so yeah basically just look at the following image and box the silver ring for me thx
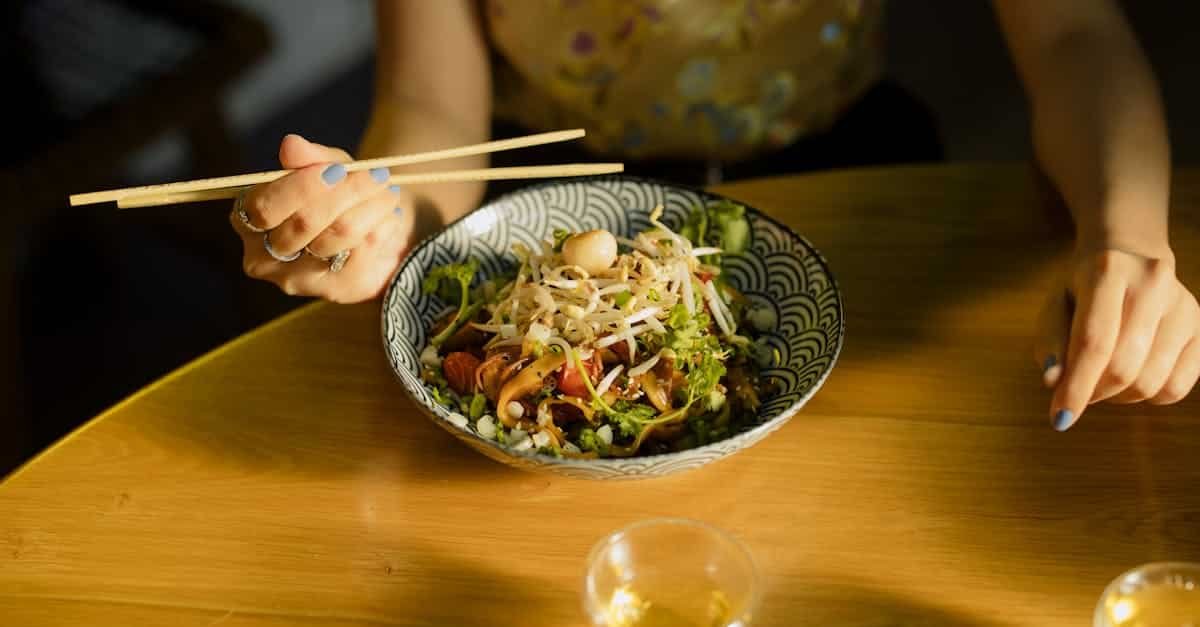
[263,232,301,262]
[303,246,351,273]
[234,191,264,233]
[328,249,350,273]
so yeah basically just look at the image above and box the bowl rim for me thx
[379,174,845,469]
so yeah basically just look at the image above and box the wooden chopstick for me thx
[70,129,588,207]
[115,163,626,209]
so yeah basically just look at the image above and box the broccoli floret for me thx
[578,428,603,453]
[607,401,658,440]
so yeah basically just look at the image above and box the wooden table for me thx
[3,165,1199,626]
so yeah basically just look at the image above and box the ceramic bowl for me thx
[381,176,843,480]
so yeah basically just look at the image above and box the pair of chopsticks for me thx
[68,129,623,209]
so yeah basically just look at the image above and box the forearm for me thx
[995,1,1172,260]
[1030,34,1170,258]
[358,96,489,237]
[362,0,492,237]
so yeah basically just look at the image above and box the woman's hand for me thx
[1036,248,1200,430]
[231,134,416,303]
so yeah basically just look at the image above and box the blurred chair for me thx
[1,0,270,474]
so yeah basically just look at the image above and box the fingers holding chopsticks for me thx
[241,135,398,258]
[230,134,418,303]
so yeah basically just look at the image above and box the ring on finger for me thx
[304,246,351,273]
[234,190,265,233]
[264,231,301,262]
[328,249,350,273]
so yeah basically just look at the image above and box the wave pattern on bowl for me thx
[382,177,843,479]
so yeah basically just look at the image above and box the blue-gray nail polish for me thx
[389,184,402,194]
[394,205,405,216]
[321,163,347,186]
[370,167,389,183]
[1043,355,1057,372]
[1052,409,1075,432]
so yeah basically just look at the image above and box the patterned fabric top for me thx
[486,0,885,161]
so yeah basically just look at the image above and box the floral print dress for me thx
[486,0,885,161]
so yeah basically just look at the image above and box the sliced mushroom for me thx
[475,347,521,402]
[496,353,566,427]
[639,372,672,413]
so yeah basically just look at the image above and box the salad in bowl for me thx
[417,202,778,459]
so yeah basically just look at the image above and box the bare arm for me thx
[992,0,1170,259]
[995,1,1200,429]
[362,0,492,238]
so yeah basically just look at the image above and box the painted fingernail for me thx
[389,184,402,194]
[322,163,347,186]
[394,205,405,216]
[370,167,389,183]
[1052,409,1075,432]
[1043,355,1057,372]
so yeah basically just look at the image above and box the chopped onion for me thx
[627,353,662,378]
[594,365,624,397]
[447,413,468,429]
[532,431,552,448]
[506,401,525,420]
[563,442,582,454]
[596,424,614,445]
[476,415,497,439]
[419,344,442,367]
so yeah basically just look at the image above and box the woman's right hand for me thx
[231,134,416,303]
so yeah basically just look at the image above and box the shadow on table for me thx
[368,540,576,626]
[720,164,1069,371]
[762,579,1007,627]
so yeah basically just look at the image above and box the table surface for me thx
[3,164,1199,626]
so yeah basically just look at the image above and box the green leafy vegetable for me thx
[578,428,607,454]
[429,386,452,407]
[680,201,751,265]
[423,260,480,347]
[707,200,750,255]
[469,393,487,420]
[608,401,659,440]
[686,349,726,405]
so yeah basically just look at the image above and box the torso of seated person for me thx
[486,0,884,162]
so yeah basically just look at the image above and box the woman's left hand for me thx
[1035,248,1200,430]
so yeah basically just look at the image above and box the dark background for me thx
[2,0,1197,476]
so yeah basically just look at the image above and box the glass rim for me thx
[1101,561,1200,589]
[581,517,763,623]
[1095,561,1200,626]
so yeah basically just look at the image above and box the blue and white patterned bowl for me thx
[381,176,843,480]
